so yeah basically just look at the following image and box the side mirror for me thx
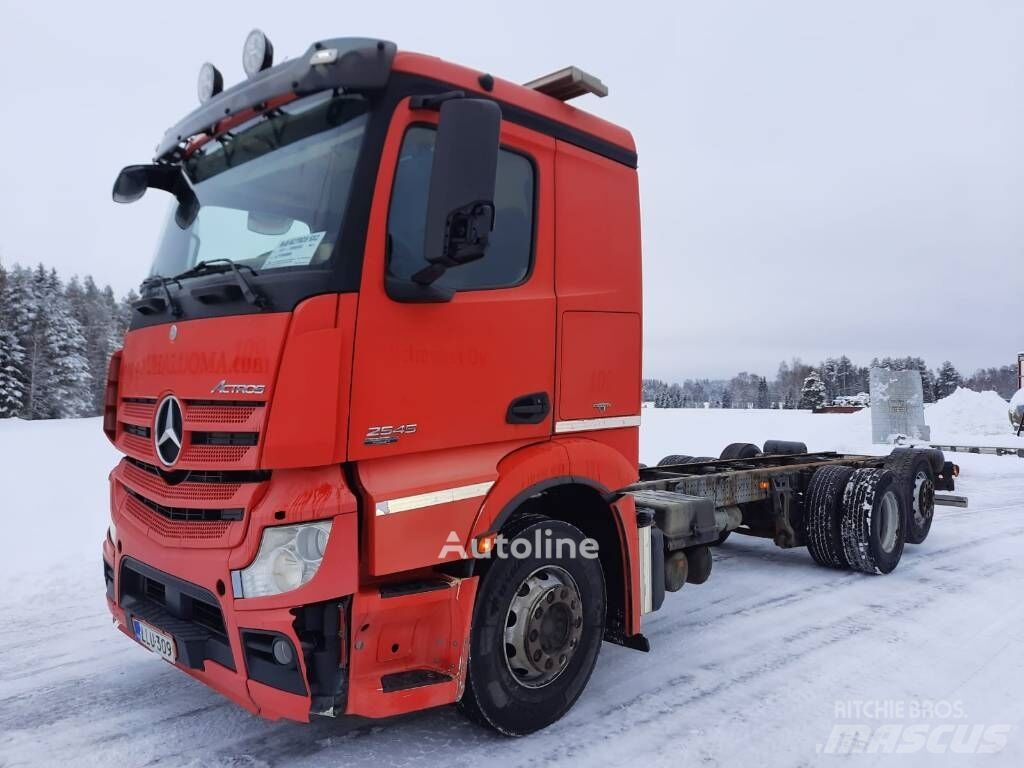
[112,163,200,229]
[112,165,151,203]
[414,98,501,286]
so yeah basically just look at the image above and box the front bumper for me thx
[102,463,359,722]
[104,537,346,721]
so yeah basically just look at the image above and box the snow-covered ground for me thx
[1,401,1022,767]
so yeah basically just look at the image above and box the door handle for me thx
[506,392,551,425]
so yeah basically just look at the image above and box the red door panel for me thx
[558,311,642,420]
[348,101,556,461]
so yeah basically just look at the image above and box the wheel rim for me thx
[912,470,935,526]
[878,490,900,553]
[503,566,584,689]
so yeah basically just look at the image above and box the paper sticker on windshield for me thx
[262,232,326,269]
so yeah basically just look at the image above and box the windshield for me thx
[149,93,369,279]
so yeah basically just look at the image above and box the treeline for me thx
[0,263,136,419]
[1,262,1019,420]
[644,355,1018,410]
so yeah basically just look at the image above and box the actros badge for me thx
[211,380,266,395]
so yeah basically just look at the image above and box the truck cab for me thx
[103,34,643,733]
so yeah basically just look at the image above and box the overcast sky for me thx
[1,1,1020,381]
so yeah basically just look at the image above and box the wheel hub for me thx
[503,566,584,689]
[913,470,935,526]
[879,490,900,553]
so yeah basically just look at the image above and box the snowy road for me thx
[1,409,1022,767]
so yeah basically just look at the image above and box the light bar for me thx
[524,66,608,101]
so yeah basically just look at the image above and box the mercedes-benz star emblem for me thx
[154,395,183,466]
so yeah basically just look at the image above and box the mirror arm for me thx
[409,91,466,111]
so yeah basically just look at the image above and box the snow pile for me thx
[1010,388,1024,429]
[925,387,1009,438]
[2,414,1024,766]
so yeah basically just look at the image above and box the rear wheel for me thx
[884,451,936,544]
[804,465,855,569]
[763,439,808,456]
[459,518,606,735]
[840,468,906,574]
[657,454,693,466]
[719,442,762,460]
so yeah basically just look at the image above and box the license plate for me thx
[132,618,177,663]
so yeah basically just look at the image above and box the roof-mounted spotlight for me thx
[197,62,224,104]
[242,29,274,78]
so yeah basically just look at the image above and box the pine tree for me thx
[799,370,827,410]
[935,361,963,400]
[0,264,26,417]
[756,377,770,408]
[0,328,25,417]
[35,294,93,418]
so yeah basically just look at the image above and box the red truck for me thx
[103,32,958,735]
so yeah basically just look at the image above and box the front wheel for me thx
[459,518,606,736]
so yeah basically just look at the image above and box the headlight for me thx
[233,521,332,598]
[108,517,117,544]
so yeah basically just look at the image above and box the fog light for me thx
[272,637,294,665]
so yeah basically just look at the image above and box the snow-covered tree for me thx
[33,291,93,419]
[935,361,963,400]
[756,377,770,408]
[0,327,25,417]
[799,370,827,410]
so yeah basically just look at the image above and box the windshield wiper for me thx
[173,259,266,308]
[138,274,183,317]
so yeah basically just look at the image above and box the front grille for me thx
[191,432,259,447]
[123,461,241,503]
[126,489,242,522]
[185,400,263,425]
[121,399,157,422]
[123,495,231,542]
[117,398,262,467]
[125,456,270,485]
[185,445,253,464]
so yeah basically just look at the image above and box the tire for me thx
[889,446,944,475]
[657,454,693,466]
[712,529,731,546]
[884,451,936,545]
[686,456,716,464]
[762,439,808,456]
[804,465,855,569]
[459,518,606,736]
[840,468,906,574]
[719,442,762,460]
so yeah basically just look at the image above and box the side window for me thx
[387,126,535,290]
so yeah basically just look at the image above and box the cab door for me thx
[347,100,555,572]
